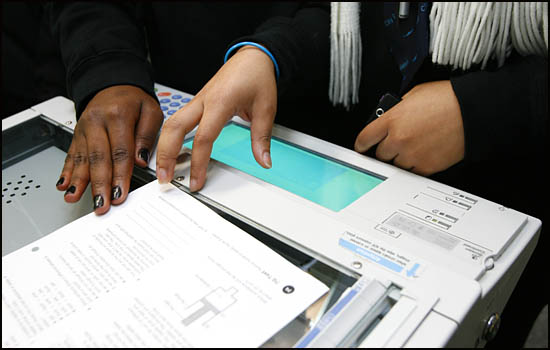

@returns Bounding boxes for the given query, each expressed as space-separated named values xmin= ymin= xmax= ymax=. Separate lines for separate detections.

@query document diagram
xmin=181 ymin=286 xmax=238 ymax=327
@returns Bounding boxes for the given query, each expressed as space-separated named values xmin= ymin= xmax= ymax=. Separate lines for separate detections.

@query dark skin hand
xmin=56 ymin=85 xmax=163 ymax=215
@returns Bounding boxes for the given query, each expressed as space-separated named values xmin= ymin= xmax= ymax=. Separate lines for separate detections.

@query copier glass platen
xmin=2 ymin=88 xmax=541 ymax=348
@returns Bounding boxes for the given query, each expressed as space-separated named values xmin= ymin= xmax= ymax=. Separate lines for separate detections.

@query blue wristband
xmin=224 ymin=41 xmax=280 ymax=81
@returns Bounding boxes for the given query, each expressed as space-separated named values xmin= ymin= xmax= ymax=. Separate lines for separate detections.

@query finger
xmin=156 ymin=101 xmax=203 ymax=185
xmin=189 ymin=103 xmax=231 ymax=192
xmin=64 ymin=128 xmax=90 ymax=203
xmin=134 ymin=99 xmax=164 ymax=167
xmin=249 ymin=102 xmax=276 ymax=169
xmin=354 ymin=114 xmax=391 ymax=153
xmin=56 ymin=138 xmax=77 ymax=191
xmin=375 ymin=134 xmax=399 ymax=162
xmin=85 ymin=125 xmax=113 ymax=215
xmin=108 ymin=118 xmax=136 ymax=206
xmin=392 ymin=154 xmax=415 ymax=171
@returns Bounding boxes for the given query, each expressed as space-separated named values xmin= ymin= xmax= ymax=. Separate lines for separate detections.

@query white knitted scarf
xmin=330 ymin=2 xmax=549 ymax=109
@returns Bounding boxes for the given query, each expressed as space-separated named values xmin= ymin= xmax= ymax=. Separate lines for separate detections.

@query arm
xmin=47 ymin=2 xmax=156 ymax=115
xmin=451 ymin=54 xmax=548 ymax=166
xmin=226 ymin=4 xmax=331 ymax=97
xmin=48 ymin=2 xmax=163 ymax=214
xmin=155 ymin=4 xmax=331 ymax=191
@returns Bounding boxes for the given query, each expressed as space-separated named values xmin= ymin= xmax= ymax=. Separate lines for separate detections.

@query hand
xmin=56 ymin=85 xmax=163 ymax=214
xmin=354 ymin=80 xmax=465 ymax=176
xmin=156 ymin=45 xmax=277 ymax=191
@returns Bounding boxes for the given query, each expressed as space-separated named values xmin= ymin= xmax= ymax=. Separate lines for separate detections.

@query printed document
xmin=2 ymin=181 xmax=328 ymax=347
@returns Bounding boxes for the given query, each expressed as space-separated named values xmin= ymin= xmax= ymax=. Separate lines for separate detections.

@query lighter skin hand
xmin=155 ymin=45 xmax=277 ymax=191
xmin=354 ymin=80 xmax=465 ymax=176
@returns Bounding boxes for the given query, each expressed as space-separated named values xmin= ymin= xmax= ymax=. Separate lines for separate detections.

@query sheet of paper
xmin=2 ymin=181 xmax=328 ymax=347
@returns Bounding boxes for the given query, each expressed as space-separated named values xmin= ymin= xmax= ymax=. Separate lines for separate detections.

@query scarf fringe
xmin=430 ymin=2 xmax=548 ymax=71
xmin=330 ymin=2 xmax=548 ymax=108
xmin=330 ymin=2 xmax=362 ymax=110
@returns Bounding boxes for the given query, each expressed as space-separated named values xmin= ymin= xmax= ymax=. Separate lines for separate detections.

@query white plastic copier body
xmin=3 ymin=91 xmax=541 ymax=348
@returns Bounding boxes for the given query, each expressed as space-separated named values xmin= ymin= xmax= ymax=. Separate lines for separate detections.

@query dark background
xmin=2 ymin=1 xmax=547 ymax=348
xmin=2 ymin=1 xmax=66 ymax=119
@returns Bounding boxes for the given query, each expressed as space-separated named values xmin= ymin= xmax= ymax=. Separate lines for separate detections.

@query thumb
xmin=355 ymin=113 xmax=391 ymax=153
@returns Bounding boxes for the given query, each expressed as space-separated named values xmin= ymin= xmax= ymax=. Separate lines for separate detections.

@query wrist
xmin=224 ymin=41 xmax=280 ymax=81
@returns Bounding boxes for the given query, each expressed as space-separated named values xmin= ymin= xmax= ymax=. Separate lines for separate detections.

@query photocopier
xmin=2 ymin=84 xmax=541 ymax=347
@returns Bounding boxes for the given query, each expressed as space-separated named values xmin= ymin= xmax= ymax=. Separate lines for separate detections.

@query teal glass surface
xmin=183 ymin=123 xmax=384 ymax=211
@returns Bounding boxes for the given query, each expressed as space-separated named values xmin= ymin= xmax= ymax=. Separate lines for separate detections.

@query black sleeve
xmin=226 ymin=3 xmax=330 ymax=97
xmin=450 ymin=54 xmax=548 ymax=165
xmin=46 ymin=2 xmax=156 ymax=117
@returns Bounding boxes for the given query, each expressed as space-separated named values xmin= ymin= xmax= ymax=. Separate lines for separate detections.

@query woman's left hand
xmin=354 ymin=80 xmax=465 ymax=176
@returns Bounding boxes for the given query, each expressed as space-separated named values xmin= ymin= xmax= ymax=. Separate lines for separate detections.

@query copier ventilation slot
xmin=2 ymin=174 xmax=41 ymax=204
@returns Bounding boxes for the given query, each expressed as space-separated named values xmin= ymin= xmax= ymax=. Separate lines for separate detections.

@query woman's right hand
xmin=156 ymin=45 xmax=278 ymax=192
xmin=56 ymin=85 xmax=164 ymax=215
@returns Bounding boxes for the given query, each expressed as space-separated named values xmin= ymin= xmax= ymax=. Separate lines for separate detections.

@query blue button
xmin=169 ymin=102 xmax=181 ymax=107
xmin=167 ymin=110 xmax=176 ymax=115
xmin=161 ymin=106 xmax=168 ymax=111
xmin=172 ymin=95 xmax=182 ymax=99
xmin=160 ymin=98 xmax=171 ymax=104
xmin=182 ymin=97 xmax=191 ymax=103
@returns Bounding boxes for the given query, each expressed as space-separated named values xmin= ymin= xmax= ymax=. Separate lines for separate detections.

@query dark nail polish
xmin=93 ymin=195 xmax=104 ymax=209
xmin=111 ymin=186 xmax=122 ymax=200
xmin=65 ymin=185 xmax=76 ymax=195
xmin=56 ymin=177 xmax=65 ymax=186
xmin=138 ymin=148 xmax=149 ymax=163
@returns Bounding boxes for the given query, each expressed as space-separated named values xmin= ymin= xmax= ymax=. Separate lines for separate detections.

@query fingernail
xmin=56 ymin=177 xmax=65 ymax=186
xmin=262 ymin=151 xmax=272 ymax=168
xmin=65 ymin=185 xmax=76 ymax=196
xmin=138 ymin=148 xmax=149 ymax=163
xmin=111 ymin=186 xmax=122 ymax=200
xmin=189 ymin=178 xmax=198 ymax=192
xmin=157 ymin=167 xmax=169 ymax=183
xmin=93 ymin=195 xmax=104 ymax=210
